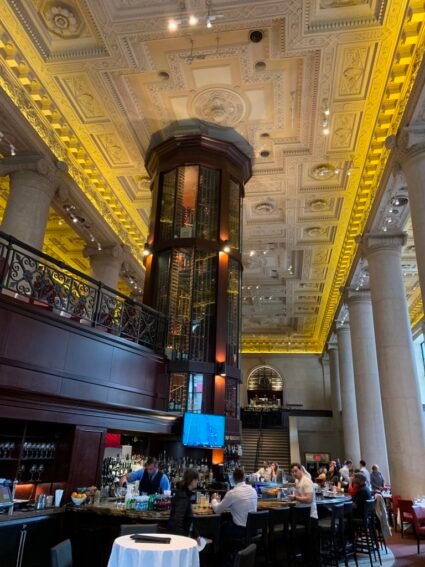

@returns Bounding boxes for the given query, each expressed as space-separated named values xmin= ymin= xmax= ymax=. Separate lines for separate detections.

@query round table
xmin=107 ymin=534 xmax=199 ymax=567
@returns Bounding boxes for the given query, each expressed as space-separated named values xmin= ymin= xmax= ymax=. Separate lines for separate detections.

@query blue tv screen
xmin=182 ymin=413 xmax=225 ymax=448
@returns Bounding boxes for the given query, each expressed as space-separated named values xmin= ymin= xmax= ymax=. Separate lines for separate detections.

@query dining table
xmin=107 ymin=533 xmax=199 ymax=567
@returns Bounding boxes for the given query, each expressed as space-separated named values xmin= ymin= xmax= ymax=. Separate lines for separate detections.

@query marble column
xmin=395 ymin=123 xmax=425 ymax=311
xmin=345 ymin=290 xmax=390 ymax=481
xmin=0 ymin=155 xmax=65 ymax=249
xmin=84 ymin=245 xmax=126 ymax=290
xmin=335 ymin=324 xmax=361 ymax=464
xmin=361 ymin=232 xmax=425 ymax=499
xmin=328 ymin=344 xmax=343 ymax=457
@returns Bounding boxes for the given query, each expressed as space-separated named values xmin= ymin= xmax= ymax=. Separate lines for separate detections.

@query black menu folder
xmin=130 ymin=535 xmax=171 ymax=544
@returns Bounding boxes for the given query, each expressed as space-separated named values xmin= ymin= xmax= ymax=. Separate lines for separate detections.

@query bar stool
xmin=193 ymin=514 xmax=221 ymax=557
xmin=353 ymin=499 xmax=382 ymax=567
xmin=233 ymin=543 xmax=257 ymax=567
xmin=51 ymin=539 xmax=73 ymax=567
xmin=268 ymin=506 xmax=290 ymax=561
xmin=245 ymin=510 xmax=269 ymax=563
xmin=289 ymin=505 xmax=311 ymax=565
xmin=318 ymin=503 xmax=358 ymax=567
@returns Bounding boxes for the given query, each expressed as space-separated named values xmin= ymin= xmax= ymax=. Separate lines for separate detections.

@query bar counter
xmin=0 ymin=506 xmax=65 ymax=524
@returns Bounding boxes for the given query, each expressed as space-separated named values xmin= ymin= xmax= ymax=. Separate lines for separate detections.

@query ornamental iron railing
xmin=0 ymin=230 xmax=166 ymax=352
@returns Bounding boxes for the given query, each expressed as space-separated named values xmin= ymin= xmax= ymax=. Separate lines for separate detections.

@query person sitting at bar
xmin=256 ymin=460 xmax=271 ymax=481
xmin=326 ymin=460 xmax=339 ymax=483
xmin=315 ymin=466 xmax=327 ymax=483
xmin=352 ymin=473 xmax=372 ymax=518
xmin=270 ymin=462 xmax=284 ymax=483
xmin=347 ymin=470 xmax=360 ymax=498
xmin=167 ymin=468 xmax=200 ymax=543
xmin=370 ymin=464 xmax=385 ymax=492
xmin=121 ymin=457 xmax=170 ymax=494
xmin=211 ymin=467 xmax=257 ymax=540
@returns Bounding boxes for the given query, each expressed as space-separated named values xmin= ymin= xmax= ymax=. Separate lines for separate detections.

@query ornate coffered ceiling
xmin=0 ymin=0 xmax=424 ymax=352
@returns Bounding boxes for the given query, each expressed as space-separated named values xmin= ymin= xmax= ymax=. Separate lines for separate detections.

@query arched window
xmin=246 ymin=366 xmax=284 ymax=406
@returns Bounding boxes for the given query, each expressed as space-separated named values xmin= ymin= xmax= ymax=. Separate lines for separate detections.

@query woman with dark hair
xmin=167 ymin=468 xmax=200 ymax=542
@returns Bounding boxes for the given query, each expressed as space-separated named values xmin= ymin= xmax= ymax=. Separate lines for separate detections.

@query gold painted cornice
xmin=243 ymin=0 xmax=425 ymax=354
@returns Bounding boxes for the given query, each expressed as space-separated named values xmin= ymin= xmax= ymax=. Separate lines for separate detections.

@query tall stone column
xmin=345 ymin=290 xmax=390 ymax=481
xmin=393 ymin=123 xmax=425 ymax=311
xmin=0 ymin=155 xmax=65 ymax=249
xmin=84 ymin=245 xmax=126 ymax=290
xmin=361 ymin=233 xmax=425 ymax=499
xmin=335 ymin=324 xmax=361 ymax=464
xmin=328 ymin=344 xmax=343 ymax=459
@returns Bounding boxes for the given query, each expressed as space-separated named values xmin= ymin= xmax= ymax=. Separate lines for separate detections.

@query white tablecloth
xmin=107 ymin=534 xmax=199 ymax=567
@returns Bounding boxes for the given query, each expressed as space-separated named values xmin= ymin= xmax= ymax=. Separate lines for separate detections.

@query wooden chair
xmin=119 ymin=523 xmax=159 ymax=536
xmin=398 ymin=499 xmax=414 ymax=538
xmin=391 ymin=494 xmax=401 ymax=531
xmin=411 ymin=506 xmax=425 ymax=554
xmin=233 ymin=543 xmax=257 ymax=567
xmin=51 ymin=539 xmax=73 ymax=567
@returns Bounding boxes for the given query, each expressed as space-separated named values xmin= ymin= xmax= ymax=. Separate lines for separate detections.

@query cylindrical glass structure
xmin=144 ymin=134 xmax=251 ymax=419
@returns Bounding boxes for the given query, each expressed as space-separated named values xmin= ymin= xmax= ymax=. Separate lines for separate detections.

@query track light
xmin=189 ymin=15 xmax=198 ymax=26
xmin=143 ymin=243 xmax=152 ymax=257
xmin=221 ymin=240 xmax=231 ymax=253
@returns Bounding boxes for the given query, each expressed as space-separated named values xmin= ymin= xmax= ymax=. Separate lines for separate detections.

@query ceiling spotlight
xmin=58 ymin=219 xmax=64 ymax=226
xmin=71 ymin=214 xmax=78 ymax=223
xmin=390 ymin=195 xmax=408 ymax=207
xmin=10 ymin=144 xmax=16 ymax=156
xmin=324 ymin=108 xmax=330 ymax=116
xmin=323 ymin=127 xmax=330 ymax=136
xmin=168 ymin=19 xmax=178 ymax=31
xmin=249 ymin=250 xmax=256 ymax=257
xmin=97 ymin=242 xmax=102 ymax=251
xmin=206 ymin=18 xmax=212 ymax=28
xmin=89 ymin=234 xmax=95 ymax=242
xmin=189 ymin=15 xmax=198 ymax=26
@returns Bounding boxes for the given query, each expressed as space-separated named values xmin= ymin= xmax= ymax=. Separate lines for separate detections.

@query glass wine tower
xmin=143 ymin=131 xmax=251 ymax=435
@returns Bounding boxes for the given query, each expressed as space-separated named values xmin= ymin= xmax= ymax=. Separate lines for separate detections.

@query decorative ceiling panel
xmin=0 ymin=0 xmax=423 ymax=352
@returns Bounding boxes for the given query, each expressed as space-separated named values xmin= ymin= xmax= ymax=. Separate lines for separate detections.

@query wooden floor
xmin=387 ymin=531 xmax=424 ymax=566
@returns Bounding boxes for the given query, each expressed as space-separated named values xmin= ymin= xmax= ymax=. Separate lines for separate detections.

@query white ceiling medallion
xmin=310 ymin=163 xmax=337 ymax=181
xmin=190 ymin=88 xmax=247 ymax=127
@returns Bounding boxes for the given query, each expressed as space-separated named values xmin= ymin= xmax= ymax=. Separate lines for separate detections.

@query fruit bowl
xmin=71 ymin=495 xmax=86 ymax=506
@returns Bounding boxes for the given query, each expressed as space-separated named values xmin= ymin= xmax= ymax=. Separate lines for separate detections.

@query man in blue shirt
xmin=122 ymin=457 xmax=170 ymax=495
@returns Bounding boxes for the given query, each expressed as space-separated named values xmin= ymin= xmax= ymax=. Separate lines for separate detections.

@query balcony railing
xmin=0 ymin=230 xmax=167 ymax=353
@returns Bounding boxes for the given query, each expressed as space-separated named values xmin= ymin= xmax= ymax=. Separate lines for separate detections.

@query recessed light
xmin=260 ymin=149 xmax=270 ymax=158
xmin=255 ymin=61 xmax=267 ymax=71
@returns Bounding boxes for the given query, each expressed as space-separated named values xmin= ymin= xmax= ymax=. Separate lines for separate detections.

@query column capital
xmin=327 ymin=341 xmax=338 ymax=352
xmin=386 ymin=121 xmax=425 ymax=164
xmin=0 ymin=154 xmax=68 ymax=198
xmin=335 ymin=322 xmax=350 ymax=336
xmin=357 ymin=232 xmax=407 ymax=258
xmin=343 ymin=288 xmax=372 ymax=306
xmin=84 ymin=243 xmax=129 ymax=262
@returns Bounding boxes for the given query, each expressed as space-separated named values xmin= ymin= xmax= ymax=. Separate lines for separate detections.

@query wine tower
xmin=143 ymin=129 xmax=251 ymax=438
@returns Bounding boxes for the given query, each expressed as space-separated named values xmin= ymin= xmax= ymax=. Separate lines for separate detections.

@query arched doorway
xmin=247 ymin=365 xmax=284 ymax=407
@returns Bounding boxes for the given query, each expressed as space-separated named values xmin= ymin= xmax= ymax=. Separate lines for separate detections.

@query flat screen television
xmin=182 ymin=412 xmax=225 ymax=448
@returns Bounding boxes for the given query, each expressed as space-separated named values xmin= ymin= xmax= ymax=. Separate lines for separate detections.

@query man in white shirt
xmin=339 ymin=459 xmax=352 ymax=484
xmin=290 ymin=463 xmax=319 ymax=566
xmin=290 ymin=463 xmax=318 ymax=519
xmin=359 ymin=460 xmax=371 ymax=485
xmin=211 ymin=467 xmax=257 ymax=540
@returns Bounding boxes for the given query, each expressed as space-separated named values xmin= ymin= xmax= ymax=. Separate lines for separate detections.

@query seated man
xmin=352 ymin=473 xmax=372 ymax=518
xmin=211 ymin=467 xmax=257 ymax=540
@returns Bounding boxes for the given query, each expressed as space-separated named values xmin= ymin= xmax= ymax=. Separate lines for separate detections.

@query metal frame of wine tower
xmin=144 ymin=133 xmax=251 ymax=437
